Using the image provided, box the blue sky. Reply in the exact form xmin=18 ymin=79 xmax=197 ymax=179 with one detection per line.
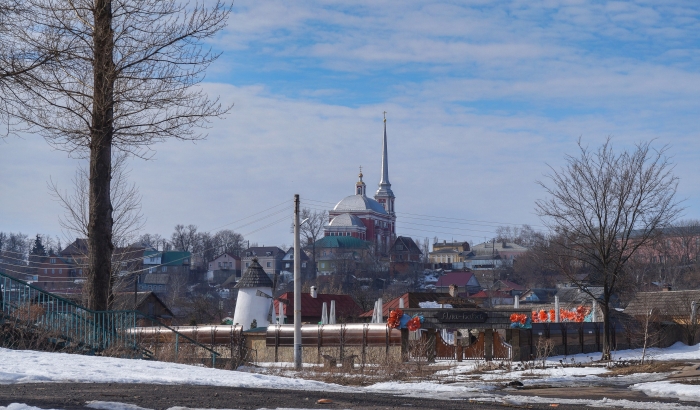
xmin=2 ymin=0 xmax=700 ymax=248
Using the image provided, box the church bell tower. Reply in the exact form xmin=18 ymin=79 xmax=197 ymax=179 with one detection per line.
xmin=374 ymin=114 xmax=395 ymax=216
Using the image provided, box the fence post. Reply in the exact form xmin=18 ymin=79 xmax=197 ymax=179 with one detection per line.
xmin=427 ymin=329 xmax=436 ymax=363
xmin=401 ymin=328 xmax=409 ymax=362
xmin=484 ymin=329 xmax=494 ymax=362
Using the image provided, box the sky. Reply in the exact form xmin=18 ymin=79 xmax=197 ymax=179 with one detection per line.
xmin=1 ymin=0 xmax=700 ymax=249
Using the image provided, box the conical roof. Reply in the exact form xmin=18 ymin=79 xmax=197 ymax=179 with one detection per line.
xmin=234 ymin=258 xmax=274 ymax=289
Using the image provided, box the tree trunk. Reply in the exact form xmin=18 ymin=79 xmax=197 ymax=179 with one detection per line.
xmin=311 ymin=242 xmax=317 ymax=280
xmin=86 ymin=0 xmax=115 ymax=312
xmin=601 ymin=300 xmax=612 ymax=361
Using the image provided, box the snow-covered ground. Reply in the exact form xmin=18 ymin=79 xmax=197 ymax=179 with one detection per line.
xmin=0 ymin=348 xmax=341 ymax=392
xmin=1 ymin=342 xmax=699 ymax=408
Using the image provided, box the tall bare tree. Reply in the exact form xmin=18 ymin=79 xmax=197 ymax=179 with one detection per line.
xmin=299 ymin=208 xmax=327 ymax=279
xmin=536 ymin=138 xmax=681 ymax=360
xmin=6 ymin=0 xmax=230 ymax=310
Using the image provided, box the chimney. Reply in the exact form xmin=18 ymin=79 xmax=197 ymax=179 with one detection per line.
xmin=310 ymin=286 xmax=318 ymax=298
xmin=449 ymin=284 xmax=459 ymax=297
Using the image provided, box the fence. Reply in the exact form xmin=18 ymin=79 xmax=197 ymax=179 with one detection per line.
xmin=0 ymin=271 xmax=221 ymax=366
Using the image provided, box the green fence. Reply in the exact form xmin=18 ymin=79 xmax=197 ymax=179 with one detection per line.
xmin=0 ymin=271 xmax=220 ymax=366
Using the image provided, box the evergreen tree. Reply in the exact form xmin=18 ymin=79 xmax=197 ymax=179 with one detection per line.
xmin=30 ymin=234 xmax=46 ymax=256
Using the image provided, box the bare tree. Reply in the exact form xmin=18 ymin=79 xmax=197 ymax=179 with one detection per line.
xmin=50 ymin=153 xmax=145 ymax=247
xmin=299 ymin=208 xmax=327 ymax=279
xmin=495 ymin=224 xmax=544 ymax=249
xmin=138 ymin=233 xmax=166 ymax=251
xmin=213 ymin=229 xmax=245 ymax=256
xmin=5 ymin=0 xmax=230 ymax=311
xmin=536 ymin=138 xmax=681 ymax=360
xmin=171 ymin=224 xmax=199 ymax=252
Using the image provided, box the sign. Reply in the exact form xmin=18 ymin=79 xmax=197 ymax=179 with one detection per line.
xmin=435 ymin=310 xmax=488 ymax=323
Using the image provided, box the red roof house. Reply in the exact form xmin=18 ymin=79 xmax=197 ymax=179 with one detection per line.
xmin=273 ymin=292 xmax=362 ymax=324
xmin=435 ymin=271 xmax=481 ymax=294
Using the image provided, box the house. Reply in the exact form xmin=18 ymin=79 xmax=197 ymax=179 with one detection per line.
xmin=471 ymin=241 xmax=528 ymax=263
xmin=207 ymin=253 xmax=241 ymax=284
xmin=32 ymin=255 xmax=81 ymax=293
xmin=555 ymin=286 xmax=606 ymax=305
xmin=469 ymin=290 xmax=514 ymax=307
xmin=389 ymin=236 xmax=423 ymax=275
xmin=359 ymin=291 xmax=478 ymax=320
xmin=273 ymin=289 xmax=363 ymax=324
xmin=241 ymin=247 xmax=285 ymax=277
xmin=624 ymin=290 xmax=700 ymax=345
xmin=312 ymin=236 xmax=371 ymax=275
xmin=281 ymin=247 xmax=310 ymax=276
xmin=434 ymin=271 xmax=481 ymax=295
xmin=429 ymin=241 xmax=470 ymax=267
xmin=137 ymin=250 xmax=191 ymax=299
xmin=493 ymin=279 xmax=527 ymax=296
xmin=518 ymin=288 xmax=557 ymax=304
xmin=110 ymin=291 xmax=174 ymax=325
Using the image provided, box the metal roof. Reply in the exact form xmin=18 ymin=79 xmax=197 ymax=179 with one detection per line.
xmin=234 ymin=258 xmax=274 ymax=289
xmin=333 ymin=194 xmax=387 ymax=214
xmin=435 ymin=271 xmax=477 ymax=287
xmin=327 ymin=213 xmax=366 ymax=228
xmin=313 ymin=236 xmax=371 ymax=249
xmin=274 ymin=292 xmax=362 ymax=319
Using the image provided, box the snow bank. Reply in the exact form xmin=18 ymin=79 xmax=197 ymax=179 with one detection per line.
xmin=548 ymin=342 xmax=700 ymax=364
xmin=0 ymin=348 xmax=339 ymax=392
xmin=632 ymin=381 xmax=700 ymax=402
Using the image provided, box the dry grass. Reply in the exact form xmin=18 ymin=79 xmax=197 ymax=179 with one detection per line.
xmin=672 ymin=379 xmax=700 ymax=385
xmin=603 ymin=361 xmax=685 ymax=377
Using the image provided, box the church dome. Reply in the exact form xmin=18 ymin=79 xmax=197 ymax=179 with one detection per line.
xmin=328 ymin=213 xmax=366 ymax=228
xmin=333 ymin=195 xmax=387 ymax=214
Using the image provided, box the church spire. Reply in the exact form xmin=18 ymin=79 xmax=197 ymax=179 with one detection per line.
xmin=379 ymin=112 xmax=390 ymax=187
xmin=375 ymin=113 xmax=395 ymax=215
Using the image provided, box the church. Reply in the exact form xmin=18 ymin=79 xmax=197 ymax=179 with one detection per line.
xmin=324 ymin=117 xmax=397 ymax=253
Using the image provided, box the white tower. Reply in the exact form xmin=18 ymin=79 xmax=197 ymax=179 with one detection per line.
xmin=232 ymin=258 xmax=274 ymax=330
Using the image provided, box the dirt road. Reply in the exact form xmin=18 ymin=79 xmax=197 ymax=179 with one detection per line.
xmin=0 ymin=383 xmax=600 ymax=410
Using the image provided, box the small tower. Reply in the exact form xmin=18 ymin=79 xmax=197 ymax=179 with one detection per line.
xmin=232 ymin=258 xmax=274 ymax=330
xmin=356 ymin=167 xmax=366 ymax=196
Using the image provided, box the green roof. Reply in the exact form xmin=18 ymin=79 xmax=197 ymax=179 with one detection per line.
xmin=161 ymin=251 xmax=191 ymax=266
xmin=143 ymin=250 xmax=160 ymax=257
xmin=313 ymin=236 xmax=371 ymax=249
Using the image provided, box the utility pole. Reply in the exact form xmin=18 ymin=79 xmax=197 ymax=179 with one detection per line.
xmin=293 ymin=194 xmax=302 ymax=370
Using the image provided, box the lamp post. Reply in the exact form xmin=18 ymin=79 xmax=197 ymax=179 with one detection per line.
xmin=293 ymin=195 xmax=311 ymax=371
xmin=293 ymin=194 xmax=302 ymax=370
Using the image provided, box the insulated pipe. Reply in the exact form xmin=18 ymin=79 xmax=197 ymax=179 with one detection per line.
xmin=554 ymin=296 xmax=560 ymax=323
xmin=377 ymin=298 xmax=383 ymax=324
xmin=321 ymin=302 xmax=328 ymax=324
xmin=399 ymin=297 xmax=404 ymax=309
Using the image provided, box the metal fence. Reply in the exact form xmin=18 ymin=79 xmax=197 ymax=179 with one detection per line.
xmin=0 ymin=271 xmax=221 ymax=366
